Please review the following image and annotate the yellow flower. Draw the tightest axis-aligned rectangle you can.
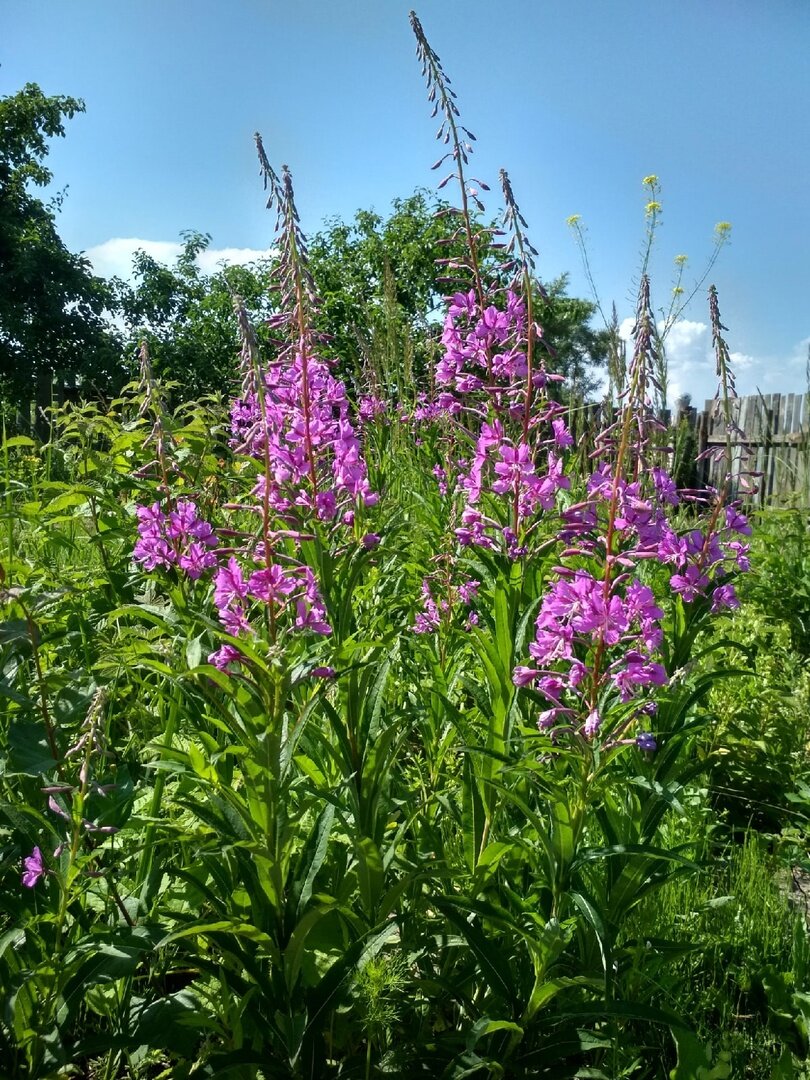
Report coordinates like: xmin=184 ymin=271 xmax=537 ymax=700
xmin=674 ymin=254 xmax=688 ymax=266
xmin=642 ymin=174 xmax=659 ymax=187
xmin=566 ymin=214 xmax=582 ymax=227
xmin=645 ymin=201 xmax=662 ymax=216
xmin=715 ymin=221 xmax=732 ymax=236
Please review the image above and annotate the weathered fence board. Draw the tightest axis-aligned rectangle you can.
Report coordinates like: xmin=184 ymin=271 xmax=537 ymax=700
xmin=698 ymin=392 xmax=810 ymax=505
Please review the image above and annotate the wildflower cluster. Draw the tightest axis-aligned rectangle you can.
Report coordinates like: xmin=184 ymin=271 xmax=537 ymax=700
xmin=133 ymin=499 xmax=218 ymax=577
xmin=518 ymin=468 xmax=750 ymax=743
xmin=561 ymin=466 xmax=750 ymax=608
xmin=210 ymin=556 xmax=331 ymax=669
xmin=131 ymin=145 xmax=380 ymax=669
xmin=230 ymin=330 xmax=377 ymax=520
xmin=436 ymin=292 xmax=573 ymax=534
xmin=514 ymin=570 xmax=666 ymax=738
xmin=358 ymin=394 xmax=388 ymax=423
xmin=413 ymin=574 xmax=480 ymax=634
xmin=411 ymin=13 xmax=572 ymax=555
xmin=437 ymin=287 xmax=527 ymax=403
xmin=515 ymin=276 xmax=751 ymax=746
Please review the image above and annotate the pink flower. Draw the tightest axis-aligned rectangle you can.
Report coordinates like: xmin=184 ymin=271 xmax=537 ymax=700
xmin=311 ymin=666 xmax=336 ymax=679
xmin=22 ymin=846 xmax=45 ymax=888
xmin=179 ymin=542 xmax=218 ymax=580
xmin=670 ymin=564 xmax=710 ymax=603
xmin=214 ymin=558 xmax=250 ymax=612
xmin=711 ymin=583 xmax=740 ymax=612
xmin=512 ymin=665 xmax=538 ymax=687
xmin=552 ymin=418 xmax=574 ymax=449
xmin=295 ymin=600 xmax=332 ymax=636
xmin=208 ymin=644 xmax=243 ymax=671
xmin=248 ymin=565 xmax=296 ymax=604
xmin=725 ymin=506 xmax=752 ymax=535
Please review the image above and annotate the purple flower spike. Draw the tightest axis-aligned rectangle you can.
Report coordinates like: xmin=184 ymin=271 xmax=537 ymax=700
xmin=22 ymin=846 xmax=45 ymax=888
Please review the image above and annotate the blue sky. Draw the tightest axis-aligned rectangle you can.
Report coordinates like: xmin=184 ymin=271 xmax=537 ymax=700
xmin=3 ymin=0 xmax=808 ymax=405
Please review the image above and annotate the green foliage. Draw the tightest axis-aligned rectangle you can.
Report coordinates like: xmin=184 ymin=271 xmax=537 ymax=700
xmin=702 ymin=607 xmax=810 ymax=831
xmin=113 ymin=230 xmax=275 ymax=401
xmin=0 ymin=84 xmax=123 ymax=414
xmin=3 ymin=391 xmax=808 ymax=1078
xmin=0 ymin=38 xmax=803 ymax=1080
xmin=744 ymin=509 xmax=810 ymax=659
xmin=307 ymin=192 xmax=609 ymax=398
xmin=627 ymin=828 xmax=810 ymax=1077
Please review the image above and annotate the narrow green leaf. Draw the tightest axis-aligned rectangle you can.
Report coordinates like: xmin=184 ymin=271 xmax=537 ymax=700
xmin=462 ymin=754 xmax=485 ymax=873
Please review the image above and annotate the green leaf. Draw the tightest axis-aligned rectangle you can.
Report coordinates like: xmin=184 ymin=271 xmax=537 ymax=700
xmin=45 ymin=490 xmax=88 ymax=513
xmin=131 ymin=989 xmax=215 ymax=1057
xmin=570 ymin=890 xmax=611 ymax=974
xmin=283 ymin=904 xmax=335 ymax=993
xmin=466 ymin=1016 xmax=524 ymax=1052
xmin=2 ymin=436 xmax=37 ymax=448
xmin=186 ymin=634 xmax=203 ymax=669
xmin=670 ymin=1027 xmax=732 ymax=1079
xmin=462 ymin=754 xmax=486 ymax=873
xmin=5 ymin=716 xmax=56 ymax=775
xmin=355 ymin=835 xmax=384 ymax=916
xmin=435 ymin=899 xmax=517 ymax=1006
xmin=297 ymin=803 xmax=335 ymax=915
xmin=0 ymin=619 xmax=32 ymax=649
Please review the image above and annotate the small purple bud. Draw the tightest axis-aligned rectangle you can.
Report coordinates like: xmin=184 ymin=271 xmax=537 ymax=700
xmin=361 ymin=533 xmax=381 ymax=549
xmin=311 ymin=666 xmax=336 ymax=679
xmin=636 ymin=732 xmax=657 ymax=752
xmin=512 ymin=665 xmax=538 ymax=687
xmin=48 ymin=796 xmax=70 ymax=820
xmin=584 ymin=709 xmax=602 ymax=739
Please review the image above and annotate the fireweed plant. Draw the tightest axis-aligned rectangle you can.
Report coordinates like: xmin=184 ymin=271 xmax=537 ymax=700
xmin=121 ymin=11 xmax=753 ymax=1074
xmin=3 ymin=12 xmax=794 ymax=1080
xmin=134 ymin=144 xmax=379 ymax=662
xmin=516 ymin=274 xmax=751 ymax=747
xmin=405 ymin=10 xmax=757 ymax=1069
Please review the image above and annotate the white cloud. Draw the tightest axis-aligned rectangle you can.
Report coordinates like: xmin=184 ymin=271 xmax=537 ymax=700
xmin=659 ymin=320 xmax=713 ymax=408
xmin=729 ymin=351 xmax=755 ymax=371
xmin=198 ymin=246 xmax=275 ymax=275
xmin=84 ymin=237 xmax=273 ymax=281
xmin=616 ymin=318 xmax=809 ymax=409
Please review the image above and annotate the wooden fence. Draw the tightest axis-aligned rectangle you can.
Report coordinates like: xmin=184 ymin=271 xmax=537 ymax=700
xmin=569 ymin=391 xmax=810 ymax=507
xmin=7 ymin=388 xmax=810 ymax=506
xmin=694 ymin=392 xmax=809 ymax=506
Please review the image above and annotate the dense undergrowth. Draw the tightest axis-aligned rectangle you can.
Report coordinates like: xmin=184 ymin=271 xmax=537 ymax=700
xmin=2 ymin=12 xmax=810 ymax=1080
xmin=4 ymin=378 xmax=810 ymax=1080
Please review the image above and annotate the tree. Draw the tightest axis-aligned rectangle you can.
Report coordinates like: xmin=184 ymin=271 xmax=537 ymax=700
xmin=112 ymin=231 xmax=274 ymax=402
xmin=307 ymin=191 xmax=609 ymax=398
xmin=536 ymin=275 xmax=611 ymax=401
xmin=0 ymin=83 xmax=123 ymax=416
xmin=109 ymin=192 xmax=610 ymax=406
